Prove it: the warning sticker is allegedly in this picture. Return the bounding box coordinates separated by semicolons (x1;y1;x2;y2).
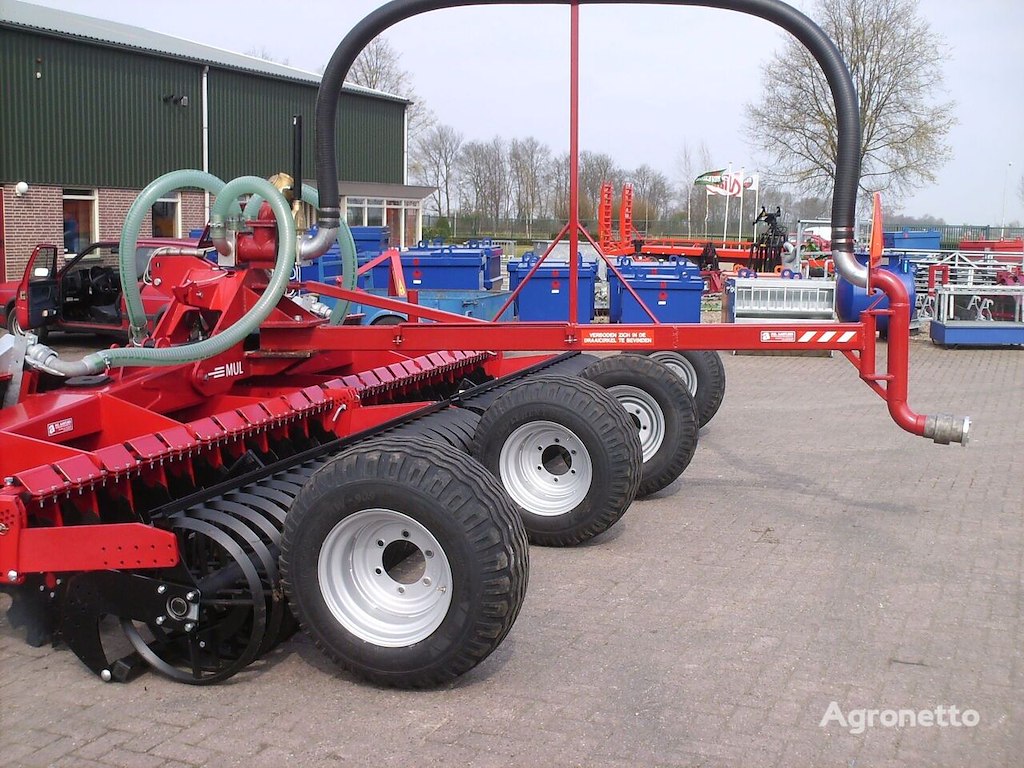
760;330;797;343
581;330;654;346
47;417;74;437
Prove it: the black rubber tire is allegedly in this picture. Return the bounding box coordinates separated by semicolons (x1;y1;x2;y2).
646;350;726;428
538;353;601;377
6;307;48;343
580;354;699;497
280;436;529;688
470;375;642;546
386;407;480;452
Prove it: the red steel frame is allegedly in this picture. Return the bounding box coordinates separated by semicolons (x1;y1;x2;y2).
0;2;947;586
262;3;918;427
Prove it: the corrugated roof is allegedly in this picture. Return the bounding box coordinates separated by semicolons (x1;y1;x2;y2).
0;0;409;103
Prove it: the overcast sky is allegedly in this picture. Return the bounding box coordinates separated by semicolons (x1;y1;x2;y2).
22;0;1024;225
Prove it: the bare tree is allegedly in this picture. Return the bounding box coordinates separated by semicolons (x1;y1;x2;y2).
413;124;463;219
548;153;571;222
459;138;508;234
630;164;672;234
744;0;954;204
578;151;621;222
678;142;715;237
347;36;434;139
508;138;553;238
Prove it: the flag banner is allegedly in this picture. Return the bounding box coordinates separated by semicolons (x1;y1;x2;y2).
694;169;727;186
745;173;759;192
706;171;745;197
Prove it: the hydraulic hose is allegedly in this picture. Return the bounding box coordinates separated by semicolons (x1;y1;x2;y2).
312;0;968;443
119;170;229;343
315;0;859;284
243;184;357;322
27;177;296;378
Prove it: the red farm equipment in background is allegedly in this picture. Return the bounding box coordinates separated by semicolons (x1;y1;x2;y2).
0;0;970;690
598;180;756;266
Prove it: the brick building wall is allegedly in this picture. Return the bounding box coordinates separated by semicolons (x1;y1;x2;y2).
2;185;209;282
2;184;63;281
97;188;152;243
181;191;207;236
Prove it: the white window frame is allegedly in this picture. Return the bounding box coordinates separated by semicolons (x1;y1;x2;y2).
62;187;99;252
152;193;182;238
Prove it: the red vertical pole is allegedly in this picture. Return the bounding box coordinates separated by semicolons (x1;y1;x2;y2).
567;1;580;325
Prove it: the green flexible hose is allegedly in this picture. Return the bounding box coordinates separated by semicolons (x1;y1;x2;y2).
119;170;229;342
57;177;296;375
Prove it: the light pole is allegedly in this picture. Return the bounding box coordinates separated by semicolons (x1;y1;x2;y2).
1000;161;1012;237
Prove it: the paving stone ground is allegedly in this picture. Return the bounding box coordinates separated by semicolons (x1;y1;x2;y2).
1;337;1021;767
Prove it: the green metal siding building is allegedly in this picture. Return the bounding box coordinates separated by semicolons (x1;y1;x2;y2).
1;27;408;186
0;0;431;282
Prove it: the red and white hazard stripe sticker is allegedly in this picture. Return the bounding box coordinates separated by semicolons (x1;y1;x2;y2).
759;330;858;344
796;330;857;343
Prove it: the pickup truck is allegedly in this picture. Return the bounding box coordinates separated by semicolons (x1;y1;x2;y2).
1;236;210;341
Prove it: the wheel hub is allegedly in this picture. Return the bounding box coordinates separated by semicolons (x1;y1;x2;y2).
498;420;593;516
318;508;453;647
650;351;698;396
607;384;666;463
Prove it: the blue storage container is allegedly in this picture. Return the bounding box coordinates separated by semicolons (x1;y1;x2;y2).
463;239;504;286
406;252;491;290
607;259;704;323
836;255;916;335
883;228;941;251
349;226;389;256
352;289;515;325
507;255;597;322
357;243;501;291
418;240;503;285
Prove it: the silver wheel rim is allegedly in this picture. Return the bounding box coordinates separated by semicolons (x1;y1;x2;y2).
318;508;453;647
8;314;24;336
608;384;665;463
650;351;698;396
499;420;593;516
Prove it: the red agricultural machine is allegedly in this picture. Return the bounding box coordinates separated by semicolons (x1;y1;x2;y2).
0;0;969;689
598;180;755;265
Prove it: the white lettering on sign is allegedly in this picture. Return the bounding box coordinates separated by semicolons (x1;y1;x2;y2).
582;330;654;346
760;330;797;343
47;418;74;437
209;361;245;379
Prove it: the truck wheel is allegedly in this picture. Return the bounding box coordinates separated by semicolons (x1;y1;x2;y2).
647;350;725;428
580;354;699;497
6;309;47;343
471;375;642;546
281;437;528;688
